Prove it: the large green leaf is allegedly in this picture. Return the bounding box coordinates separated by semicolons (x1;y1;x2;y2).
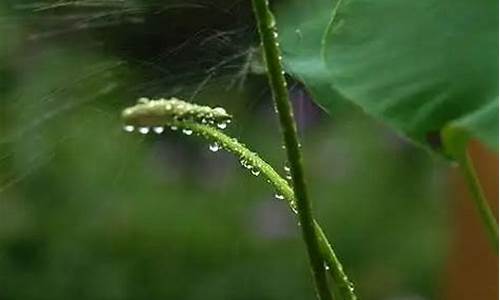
277;0;498;155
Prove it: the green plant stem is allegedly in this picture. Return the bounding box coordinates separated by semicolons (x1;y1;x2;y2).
251;1;333;299
174;120;356;299
315;223;356;299
457;150;498;251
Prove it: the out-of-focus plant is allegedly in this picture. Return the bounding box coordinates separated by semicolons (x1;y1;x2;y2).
277;0;498;248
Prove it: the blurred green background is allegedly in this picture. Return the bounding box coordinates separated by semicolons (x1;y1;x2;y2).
0;1;459;299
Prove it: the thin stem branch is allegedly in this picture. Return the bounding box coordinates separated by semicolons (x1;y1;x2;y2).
121;97;358;299
314;222;356;299
177;121;357;300
251;1;333;299
457;150;498;251
442;127;498;252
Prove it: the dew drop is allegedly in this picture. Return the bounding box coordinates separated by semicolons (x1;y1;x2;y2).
138;127;150;134
251;169;260;176
324;263;330;271
269;16;276;27
182;129;193;135
123;125;134;132
153;126;164;134
213;107;227;115
170;126;178;131
209;143;220;152
284;164;292;180
217;122;227;129
346;281;355;292
274;193;284;200
240;158;248;168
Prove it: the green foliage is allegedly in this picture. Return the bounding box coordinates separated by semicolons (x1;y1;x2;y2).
277;0;498;156
0;1;460;299
0;46;447;299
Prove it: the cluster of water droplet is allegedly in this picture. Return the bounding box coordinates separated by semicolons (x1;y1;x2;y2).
122;97;300;215
122;97;232;136
283;163;292;180
239;157;261;176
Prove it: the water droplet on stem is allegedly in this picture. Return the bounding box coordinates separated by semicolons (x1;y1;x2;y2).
138;127;150;134
209;143;220;152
